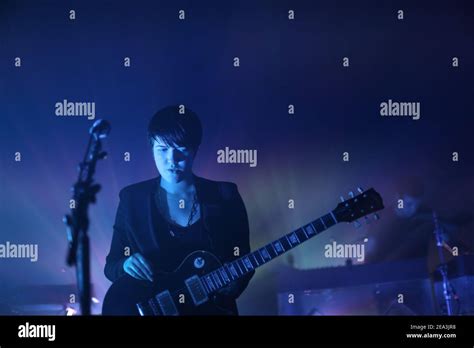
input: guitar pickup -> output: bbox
[185,275,209,306]
[155,290,179,316]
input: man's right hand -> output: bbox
[123,253,154,282]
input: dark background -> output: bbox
[0,0,473,315]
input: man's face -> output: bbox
[152,137,196,184]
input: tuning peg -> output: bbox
[353,220,362,228]
[349,191,354,198]
[364,216,371,224]
[340,196,345,202]
[357,187,364,193]
[373,213,380,221]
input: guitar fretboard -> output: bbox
[199,212,338,294]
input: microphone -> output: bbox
[89,119,111,139]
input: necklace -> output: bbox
[157,187,199,237]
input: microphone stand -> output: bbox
[433,211,456,315]
[64,121,109,315]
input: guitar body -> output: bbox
[102,188,384,316]
[102,250,231,316]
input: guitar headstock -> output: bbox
[333,188,384,223]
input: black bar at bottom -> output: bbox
[1,315,473,345]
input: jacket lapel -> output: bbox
[146,175,225,256]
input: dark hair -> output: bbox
[147,105,202,151]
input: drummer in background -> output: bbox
[365,176,472,266]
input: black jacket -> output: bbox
[104,175,254,314]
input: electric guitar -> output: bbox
[102,187,384,315]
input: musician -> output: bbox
[366,176,472,265]
[365,176,433,262]
[104,105,254,315]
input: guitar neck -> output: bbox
[199,211,338,294]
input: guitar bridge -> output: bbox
[185,275,209,306]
